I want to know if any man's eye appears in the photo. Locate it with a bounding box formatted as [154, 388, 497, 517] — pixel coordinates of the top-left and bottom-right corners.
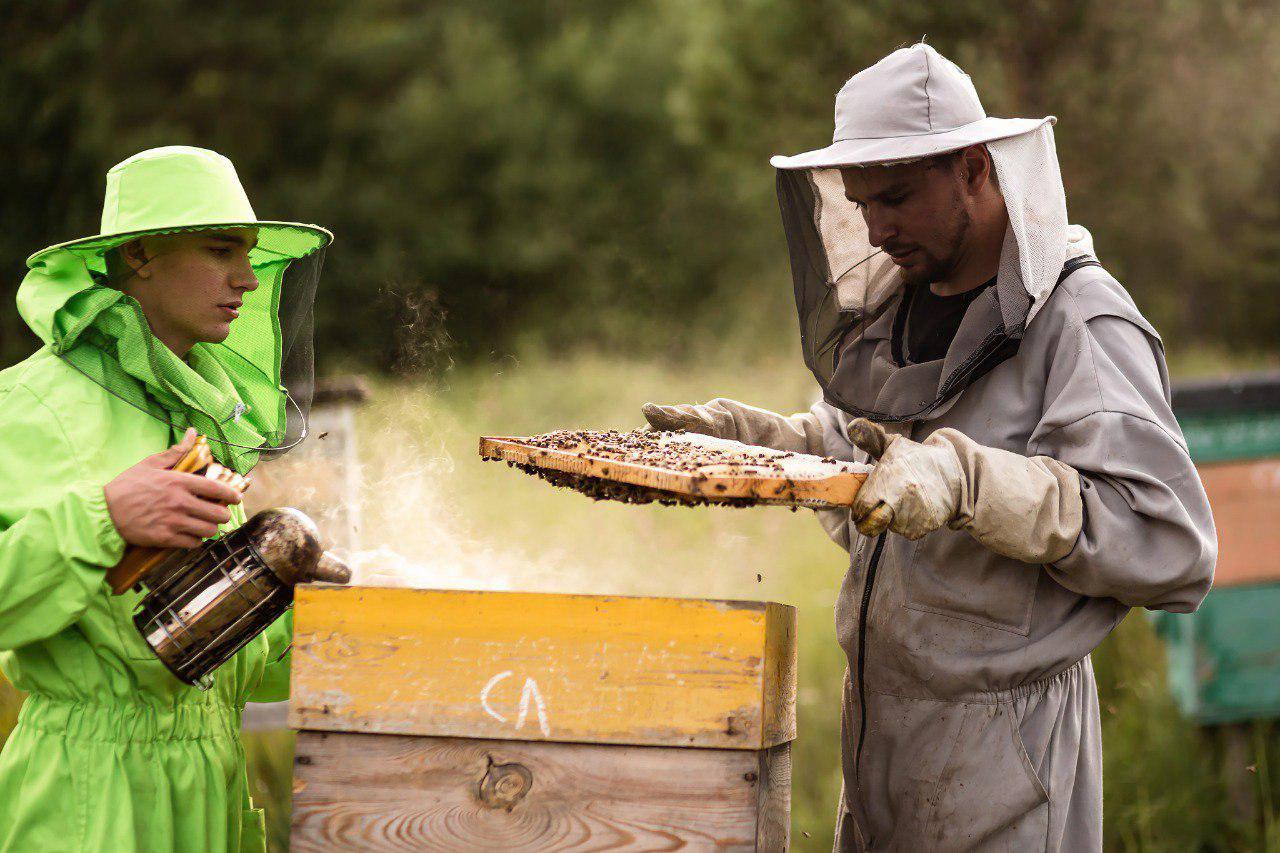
[883, 195, 906, 206]
[208, 246, 231, 256]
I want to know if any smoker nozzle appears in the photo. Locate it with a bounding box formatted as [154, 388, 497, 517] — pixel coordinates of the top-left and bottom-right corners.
[242, 507, 352, 587]
[312, 552, 352, 584]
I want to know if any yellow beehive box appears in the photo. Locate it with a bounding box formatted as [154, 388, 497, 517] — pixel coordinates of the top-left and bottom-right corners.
[290, 587, 797, 849]
[288, 587, 797, 750]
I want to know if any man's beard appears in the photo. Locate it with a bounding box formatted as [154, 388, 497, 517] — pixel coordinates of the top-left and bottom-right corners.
[896, 205, 972, 287]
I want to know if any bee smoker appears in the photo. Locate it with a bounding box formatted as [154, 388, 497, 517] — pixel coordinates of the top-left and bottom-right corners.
[106, 438, 351, 688]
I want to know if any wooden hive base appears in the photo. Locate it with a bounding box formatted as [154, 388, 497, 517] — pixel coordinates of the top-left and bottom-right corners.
[291, 731, 790, 851]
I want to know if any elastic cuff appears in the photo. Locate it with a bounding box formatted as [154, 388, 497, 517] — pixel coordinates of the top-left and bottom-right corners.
[78, 482, 127, 565]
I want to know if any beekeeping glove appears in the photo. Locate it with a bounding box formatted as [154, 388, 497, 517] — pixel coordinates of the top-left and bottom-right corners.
[640, 398, 828, 455]
[848, 419, 1083, 563]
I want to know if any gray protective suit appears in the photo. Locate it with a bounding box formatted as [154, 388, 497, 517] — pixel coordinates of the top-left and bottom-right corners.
[654, 261, 1216, 850]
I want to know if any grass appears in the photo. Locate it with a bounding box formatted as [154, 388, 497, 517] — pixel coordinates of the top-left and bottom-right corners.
[4, 343, 1280, 850]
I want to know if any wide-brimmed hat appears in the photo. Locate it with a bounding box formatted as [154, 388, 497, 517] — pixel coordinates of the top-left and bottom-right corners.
[770, 43, 1053, 170]
[27, 145, 332, 270]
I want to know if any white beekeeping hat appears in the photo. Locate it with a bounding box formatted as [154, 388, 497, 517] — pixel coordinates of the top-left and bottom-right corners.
[770, 43, 1052, 170]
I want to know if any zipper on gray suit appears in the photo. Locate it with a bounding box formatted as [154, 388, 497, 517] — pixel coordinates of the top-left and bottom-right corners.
[854, 532, 887, 778]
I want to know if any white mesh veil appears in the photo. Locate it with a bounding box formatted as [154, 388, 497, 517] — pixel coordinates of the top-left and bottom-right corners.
[990, 124, 1095, 330]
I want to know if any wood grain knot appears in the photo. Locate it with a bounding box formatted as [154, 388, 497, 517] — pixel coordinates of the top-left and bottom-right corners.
[477, 756, 533, 811]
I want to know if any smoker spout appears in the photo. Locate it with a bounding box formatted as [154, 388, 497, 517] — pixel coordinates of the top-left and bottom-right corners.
[312, 552, 352, 584]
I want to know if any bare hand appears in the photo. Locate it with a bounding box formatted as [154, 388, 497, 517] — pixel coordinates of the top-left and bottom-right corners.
[104, 428, 243, 549]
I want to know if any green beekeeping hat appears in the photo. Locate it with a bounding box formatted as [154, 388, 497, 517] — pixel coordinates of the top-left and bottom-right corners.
[26, 145, 332, 269]
[20, 145, 333, 473]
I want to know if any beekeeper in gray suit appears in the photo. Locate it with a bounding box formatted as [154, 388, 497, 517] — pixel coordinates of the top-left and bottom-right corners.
[644, 43, 1216, 851]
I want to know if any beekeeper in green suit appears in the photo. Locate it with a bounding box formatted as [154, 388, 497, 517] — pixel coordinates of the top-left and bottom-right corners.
[0, 146, 332, 851]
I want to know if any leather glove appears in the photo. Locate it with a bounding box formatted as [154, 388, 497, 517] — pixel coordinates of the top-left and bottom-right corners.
[640, 398, 829, 455]
[641, 401, 728, 437]
[847, 418, 1084, 562]
[645, 399, 865, 554]
[848, 419, 962, 540]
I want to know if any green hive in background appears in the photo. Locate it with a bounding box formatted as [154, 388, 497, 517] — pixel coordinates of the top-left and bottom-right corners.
[1155, 373, 1280, 724]
[1155, 585, 1280, 724]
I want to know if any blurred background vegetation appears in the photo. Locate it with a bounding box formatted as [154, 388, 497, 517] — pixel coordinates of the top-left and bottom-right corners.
[5, 0, 1280, 369]
[4, 1, 1280, 850]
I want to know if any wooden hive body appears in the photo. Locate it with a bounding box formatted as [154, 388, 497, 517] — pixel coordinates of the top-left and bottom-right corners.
[289, 587, 797, 850]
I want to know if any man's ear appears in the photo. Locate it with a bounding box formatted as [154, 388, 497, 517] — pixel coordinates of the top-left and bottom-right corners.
[959, 145, 993, 195]
[119, 238, 151, 278]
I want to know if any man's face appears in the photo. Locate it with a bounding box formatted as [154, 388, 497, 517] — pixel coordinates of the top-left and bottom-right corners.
[119, 228, 259, 354]
[840, 158, 971, 286]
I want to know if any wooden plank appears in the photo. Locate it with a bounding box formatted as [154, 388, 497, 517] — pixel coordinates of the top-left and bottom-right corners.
[756, 744, 792, 851]
[291, 731, 789, 851]
[289, 587, 797, 749]
[762, 604, 798, 749]
[1198, 459, 1280, 586]
[479, 433, 868, 508]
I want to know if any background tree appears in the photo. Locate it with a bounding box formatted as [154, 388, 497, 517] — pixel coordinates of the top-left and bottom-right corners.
[3, 0, 1278, 371]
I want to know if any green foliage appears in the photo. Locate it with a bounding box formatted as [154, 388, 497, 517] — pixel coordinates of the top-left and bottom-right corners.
[1092, 617, 1236, 848]
[4, 1, 1280, 371]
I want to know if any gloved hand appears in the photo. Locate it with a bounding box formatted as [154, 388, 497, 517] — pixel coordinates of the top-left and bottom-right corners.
[847, 418, 1084, 563]
[645, 399, 863, 553]
[640, 398, 831, 455]
[641, 401, 726, 436]
[848, 418, 962, 539]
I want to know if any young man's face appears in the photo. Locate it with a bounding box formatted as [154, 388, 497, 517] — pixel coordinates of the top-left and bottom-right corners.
[840, 155, 973, 286]
[117, 228, 259, 355]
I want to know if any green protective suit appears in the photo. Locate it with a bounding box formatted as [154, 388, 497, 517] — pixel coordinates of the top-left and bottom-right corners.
[0, 146, 331, 852]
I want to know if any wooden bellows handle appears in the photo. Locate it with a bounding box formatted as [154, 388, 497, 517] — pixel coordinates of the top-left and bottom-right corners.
[105, 436, 251, 595]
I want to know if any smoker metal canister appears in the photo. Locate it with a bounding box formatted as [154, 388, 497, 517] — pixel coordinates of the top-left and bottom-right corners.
[132, 508, 344, 689]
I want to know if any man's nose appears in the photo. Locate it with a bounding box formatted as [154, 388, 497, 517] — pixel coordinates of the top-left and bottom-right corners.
[864, 209, 897, 249]
[231, 262, 259, 292]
